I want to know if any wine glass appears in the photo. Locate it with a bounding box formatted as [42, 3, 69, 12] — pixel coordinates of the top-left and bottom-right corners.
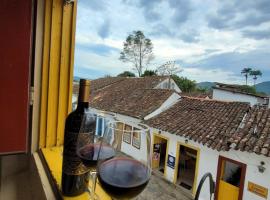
[76, 114, 115, 199]
[97, 120, 151, 200]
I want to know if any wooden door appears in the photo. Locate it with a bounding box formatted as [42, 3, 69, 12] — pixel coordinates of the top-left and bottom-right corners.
[215, 156, 246, 200]
[0, 0, 34, 154]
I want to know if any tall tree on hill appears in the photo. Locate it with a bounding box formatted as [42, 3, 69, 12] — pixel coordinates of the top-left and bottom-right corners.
[119, 31, 154, 77]
[241, 67, 252, 85]
[250, 70, 262, 85]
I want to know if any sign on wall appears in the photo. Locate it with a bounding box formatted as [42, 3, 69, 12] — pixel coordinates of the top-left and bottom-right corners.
[248, 181, 268, 199]
[167, 154, 175, 169]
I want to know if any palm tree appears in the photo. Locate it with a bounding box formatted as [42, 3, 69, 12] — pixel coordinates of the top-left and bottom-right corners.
[250, 70, 262, 85]
[241, 68, 252, 85]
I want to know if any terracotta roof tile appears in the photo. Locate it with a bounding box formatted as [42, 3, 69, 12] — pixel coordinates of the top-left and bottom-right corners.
[89, 76, 171, 119]
[232, 107, 270, 156]
[145, 97, 250, 151]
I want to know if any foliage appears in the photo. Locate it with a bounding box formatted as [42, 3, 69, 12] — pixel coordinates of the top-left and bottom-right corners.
[141, 70, 157, 77]
[239, 85, 257, 94]
[241, 67, 252, 85]
[196, 87, 208, 93]
[250, 70, 262, 85]
[119, 30, 154, 77]
[156, 61, 182, 76]
[171, 74, 197, 92]
[117, 71, 136, 77]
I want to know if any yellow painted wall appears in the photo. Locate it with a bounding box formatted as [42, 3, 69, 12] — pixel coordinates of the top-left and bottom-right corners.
[39, 0, 77, 148]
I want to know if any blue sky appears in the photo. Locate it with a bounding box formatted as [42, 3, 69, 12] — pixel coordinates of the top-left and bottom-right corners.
[74, 0, 270, 84]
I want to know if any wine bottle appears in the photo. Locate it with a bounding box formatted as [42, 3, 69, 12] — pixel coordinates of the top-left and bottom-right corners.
[61, 79, 96, 196]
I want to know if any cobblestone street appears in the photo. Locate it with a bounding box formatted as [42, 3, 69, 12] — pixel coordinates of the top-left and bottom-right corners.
[135, 172, 193, 200]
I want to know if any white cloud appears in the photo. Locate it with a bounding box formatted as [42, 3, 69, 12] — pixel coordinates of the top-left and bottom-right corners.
[74, 0, 270, 82]
[181, 67, 243, 83]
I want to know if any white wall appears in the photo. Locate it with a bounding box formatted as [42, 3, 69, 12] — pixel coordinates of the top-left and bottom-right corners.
[144, 92, 181, 120]
[213, 89, 262, 106]
[151, 128, 270, 200]
[155, 78, 182, 93]
[89, 109, 150, 163]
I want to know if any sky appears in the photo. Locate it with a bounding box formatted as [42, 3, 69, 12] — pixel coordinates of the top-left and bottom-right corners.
[74, 0, 270, 84]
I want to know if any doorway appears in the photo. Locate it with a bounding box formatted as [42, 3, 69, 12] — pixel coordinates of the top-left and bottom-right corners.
[175, 143, 199, 194]
[152, 135, 168, 175]
[215, 156, 246, 200]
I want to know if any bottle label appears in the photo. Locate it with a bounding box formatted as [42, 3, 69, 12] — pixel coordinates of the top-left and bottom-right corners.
[63, 131, 92, 175]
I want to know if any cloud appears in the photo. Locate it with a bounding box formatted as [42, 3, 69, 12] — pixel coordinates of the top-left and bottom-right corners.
[98, 19, 111, 39]
[74, 0, 270, 84]
[242, 29, 270, 40]
[168, 0, 192, 25]
[137, 0, 162, 22]
[179, 29, 200, 43]
[207, 0, 270, 30]
[181, 67, 242, 83]
[76, 43, 119, 56]
[78, 0, 106, 11]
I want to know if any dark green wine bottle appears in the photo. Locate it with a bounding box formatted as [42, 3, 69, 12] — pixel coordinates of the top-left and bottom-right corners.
[61, 79, 96, 196]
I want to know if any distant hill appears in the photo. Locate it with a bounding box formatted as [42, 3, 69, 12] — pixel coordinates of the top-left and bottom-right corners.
[196, 82, 215, 90]
[255, 81, 270, 95]
[197, 81, 270, 95]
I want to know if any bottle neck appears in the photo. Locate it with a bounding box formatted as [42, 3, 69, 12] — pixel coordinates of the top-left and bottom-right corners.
[77, 80, 90, 111]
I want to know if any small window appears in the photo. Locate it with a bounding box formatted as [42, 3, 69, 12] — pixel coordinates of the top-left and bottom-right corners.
[96, 117, 104, 136]
[123, 124, 132, 144]
[132, 128, 141, 149]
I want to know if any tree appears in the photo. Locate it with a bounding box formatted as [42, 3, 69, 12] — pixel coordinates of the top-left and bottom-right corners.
[119, 31, 154, 77]
[250, 70, 262, 85]
[241, 68, 252, 85]
[171, 75, 196, 93]
[117, 71, 136, 77]
[156, 61, 183, 89]
[239, 85, 257, 94]
[156, 61, 182, 76]
[141, 70, 157, 77]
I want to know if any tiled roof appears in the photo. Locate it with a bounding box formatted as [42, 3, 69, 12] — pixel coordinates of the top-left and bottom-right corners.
[89, 76, 171, 119]
[90, 89, 174, 119]
[181, 92, 212, 99]
[231, 107, 270, 156]
[73, 77, 126, 95]
[145, 97, 250, 151]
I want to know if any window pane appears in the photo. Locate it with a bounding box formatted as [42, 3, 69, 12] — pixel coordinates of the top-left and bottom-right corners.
[222, 160, 242, 187]
[132, 128, 141, 149]
[123, 124, 132, 144]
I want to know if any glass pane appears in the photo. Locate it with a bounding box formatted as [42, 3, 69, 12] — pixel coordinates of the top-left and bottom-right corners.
[222, 160, 241, 187]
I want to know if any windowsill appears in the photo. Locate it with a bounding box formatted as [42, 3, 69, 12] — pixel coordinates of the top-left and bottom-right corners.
[38, 146, 112, 200]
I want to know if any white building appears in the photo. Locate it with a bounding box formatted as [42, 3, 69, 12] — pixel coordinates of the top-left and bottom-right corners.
[213, 83, 270, 108]
[87, 77, 270, 200]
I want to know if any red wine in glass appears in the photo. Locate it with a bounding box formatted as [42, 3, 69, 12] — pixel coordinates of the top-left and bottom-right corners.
[78, 144, 115, 168]
[97, 157, 150, 199]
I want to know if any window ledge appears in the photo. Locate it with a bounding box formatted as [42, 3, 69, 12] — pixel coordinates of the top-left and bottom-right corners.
[35, 146, 112, 200]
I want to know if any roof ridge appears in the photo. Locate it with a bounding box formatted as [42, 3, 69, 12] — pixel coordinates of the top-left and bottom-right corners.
[181, 95, 249, 104]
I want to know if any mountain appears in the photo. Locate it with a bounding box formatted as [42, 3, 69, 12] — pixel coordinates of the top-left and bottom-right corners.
[255, 81, 270, 95]
[196, 82, 215, 90]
